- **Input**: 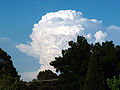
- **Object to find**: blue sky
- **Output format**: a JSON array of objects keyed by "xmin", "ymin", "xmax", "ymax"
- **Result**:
[{"xmin": 0, "ymin": 0, "xmax": 120, "ymax": 80}]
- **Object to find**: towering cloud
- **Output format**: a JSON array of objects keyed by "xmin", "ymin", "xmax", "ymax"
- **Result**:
[{"xmin": 16, "ymin": 10, "xmax": 110, "ymax": 81}]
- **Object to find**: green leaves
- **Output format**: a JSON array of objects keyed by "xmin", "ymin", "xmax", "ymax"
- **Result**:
[
  {"xmin": 50, "ymin": 36, "xmax": 91, "ymax": 89},
  {"xmin": 50, "ymin": 36, "xmax": 120, "ymax": 90},
  {"xmin": 84, "ymin": 43, "xmax": 105, "ymax": 90},
  {"xmin": 1, "ymin": 36, "xmax": 120, "ymax": 90},
  {"xmin": 107, "ymin": 75, "xmax": 120, "ymax": 90},
  {"xmin": 0, "ymin": 48, "xmax": 21, "ymax": 90},
  {"xmin": 37, "ymin": 70, "xmax": 58, "ymax": 80}
]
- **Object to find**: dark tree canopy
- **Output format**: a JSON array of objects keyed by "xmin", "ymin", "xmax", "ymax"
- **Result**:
[
  {"xmin": 50, "ymin": 36, "xmax": 91, "ymax": 89},
  {"xmin": 0, "ymin": 48, "xmax": 19, "ymax": 78},
  {"xmin": 50, "ymin": 36, "xmax": 120, "ymax": 90},
  {"xmin": 28, "ymin": 70, "xmax": 59, "ymax": 90},
  {"xmin": 0, "ymin": 48, "xmax": 22, "ymax": 89},
  {"xmin": 84, "ymin": 43, "xmax": 105, "ymax": 90},
  {"xmin": 37, "ymin": 70, "xmax": 58, "ymax": 80},
  {"xmin": 1, "ymin": 35, "xmax": 120, "ymax": 90}
]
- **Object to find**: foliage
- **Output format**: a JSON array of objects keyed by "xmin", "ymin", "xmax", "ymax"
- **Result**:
[
  {"xmin": 50, "ymin": 36, "xmax": 91, "ymax": 89},
  {"xmin": 1, "ymin": 35, "xmax": 120, "ymax": 90},
  {"xmin": 100, "ymin": 42, "xmax": 120, "ymax": 89},
  {"xmin": 28, "ymin": 70, "xmax": 59, "ymax": 90},
  {"xmin": 0, "ymin": 48, "xmax": 27, "ymax": 90},
  {"xmin": 0, "ymin": 48, "xmax": 19, "ymax": 79},
  {"xmin": 50, "ymin": 36, "xmax": 120, "ymax": 90},
  {"xmin": 84, "ymin": 43, "xmax": 105, "ymax": 90},
  {"xmin": 107, "ymin": 75, "xmax": 120, "ymax": 90},
  {"xmin": 37, "ymin": 70, "xmax": 58, "ymax": 80}
]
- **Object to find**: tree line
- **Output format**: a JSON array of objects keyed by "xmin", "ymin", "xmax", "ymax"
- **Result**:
[{"xmin": 0, "ymin": 36, "xmax": 120, "ymax": 90}]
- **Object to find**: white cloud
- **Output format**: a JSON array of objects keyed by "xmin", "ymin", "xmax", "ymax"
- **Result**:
[
  {"xmin": 20, "ymin": 71, "xmax": 38, "ymax": 81},
  {"xmin": 107, "ymin": 25, "xmax": 120, "ymax": 30},
  {"xmin": 84, "ymin": 33, "xmax": 93, "ymax": 43},
  {"xmin": 106, "ymin": 25, "xmax": 120, "ymax": 44},
  {"xmin": 94, "ymin": 31, "xmax": 107, "ymax": 43},
  {"xmin": 16, "ymin": 10, "xmax": 113, "ymax": 81},
  {"xmin": 0, "ymin": 37, "xmax": 10, "ymax": 42}
]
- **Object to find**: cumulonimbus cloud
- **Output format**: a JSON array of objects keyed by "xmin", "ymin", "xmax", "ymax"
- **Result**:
[{"xmin": 16, "ymin": 10, "xmax": 120, "ymax": 81}]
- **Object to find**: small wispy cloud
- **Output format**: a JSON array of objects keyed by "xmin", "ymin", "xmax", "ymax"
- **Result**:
[
  {"xmin": 107, "ymin": 25, "xmax": 120, "ymax": 30},
  {"xmin": 106, "ymin": 25, "xmax": 120, "ymax": 44},
  {"xmin": 0, "ymin": 37, "xmax": 10, "ymax": 42}
]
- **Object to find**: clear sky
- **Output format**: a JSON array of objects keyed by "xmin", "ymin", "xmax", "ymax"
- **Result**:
[{"xmin": 0, "ymin": 0, "xmax": 120, "ymax": 81}]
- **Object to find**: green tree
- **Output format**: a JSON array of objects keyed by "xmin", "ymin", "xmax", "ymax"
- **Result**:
[
  {"xmin": 0, "ymin": 48, "xmax": 19, "ymax": 79},
  {"xmin": 50, "ymin": 36, "xmax": 91, "ymax": 89},
  {"xmin": 0, "ymin": 48, "xmax": 27, "ymax": 90},
  {"xmin": 100, "ymin": 41, "xmax": 120, "ymax": 89},
  {"xmin": 107, "ymin": 75, "xmax": 120, "ymax": 90},
  {"xmin": 28, "ymin": 70, "xmax": 59, "ymax": 90},
  {"xmin": 84, "ymin": 43, "xmax": 105, "ymax": 90},
  {"xmin": 37, "ymin": 70, "xmax": 58, "ymax": 80},
  {"xmin": 50, "ymin": 36, "xmax": 120, "ymax": 90}
]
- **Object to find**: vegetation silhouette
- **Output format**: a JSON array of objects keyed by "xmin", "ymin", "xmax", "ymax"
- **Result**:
[
  {"xmin": 1, "ymin": 36, "xmax": 120, "ymax": 90},
  {"xmin": 50, "ymin": 36, "xmax": 120, "ymax": 90}
]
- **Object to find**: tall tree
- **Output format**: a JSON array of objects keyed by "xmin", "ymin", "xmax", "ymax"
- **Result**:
[
  {"xmin": 84, "ymin": 43, "xmax": 105, "ymax": 90},
  {"xmin": 50, "ymin": 36, "xmax": 120, "ymax": 90},
  {"xmin": 0, "ymin": 48, "xmax": 23, "ymax": 90},
  {"xmin": 0, "ymin": 48, "xmax": 19, "ymax": 79},
  {"xmin": 101, "ymin": 41, "xmax": 120, "ymax": 89},
  {"xmin": 50, "ymin": 36, "xmax": 91, "ymax": 89}
]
